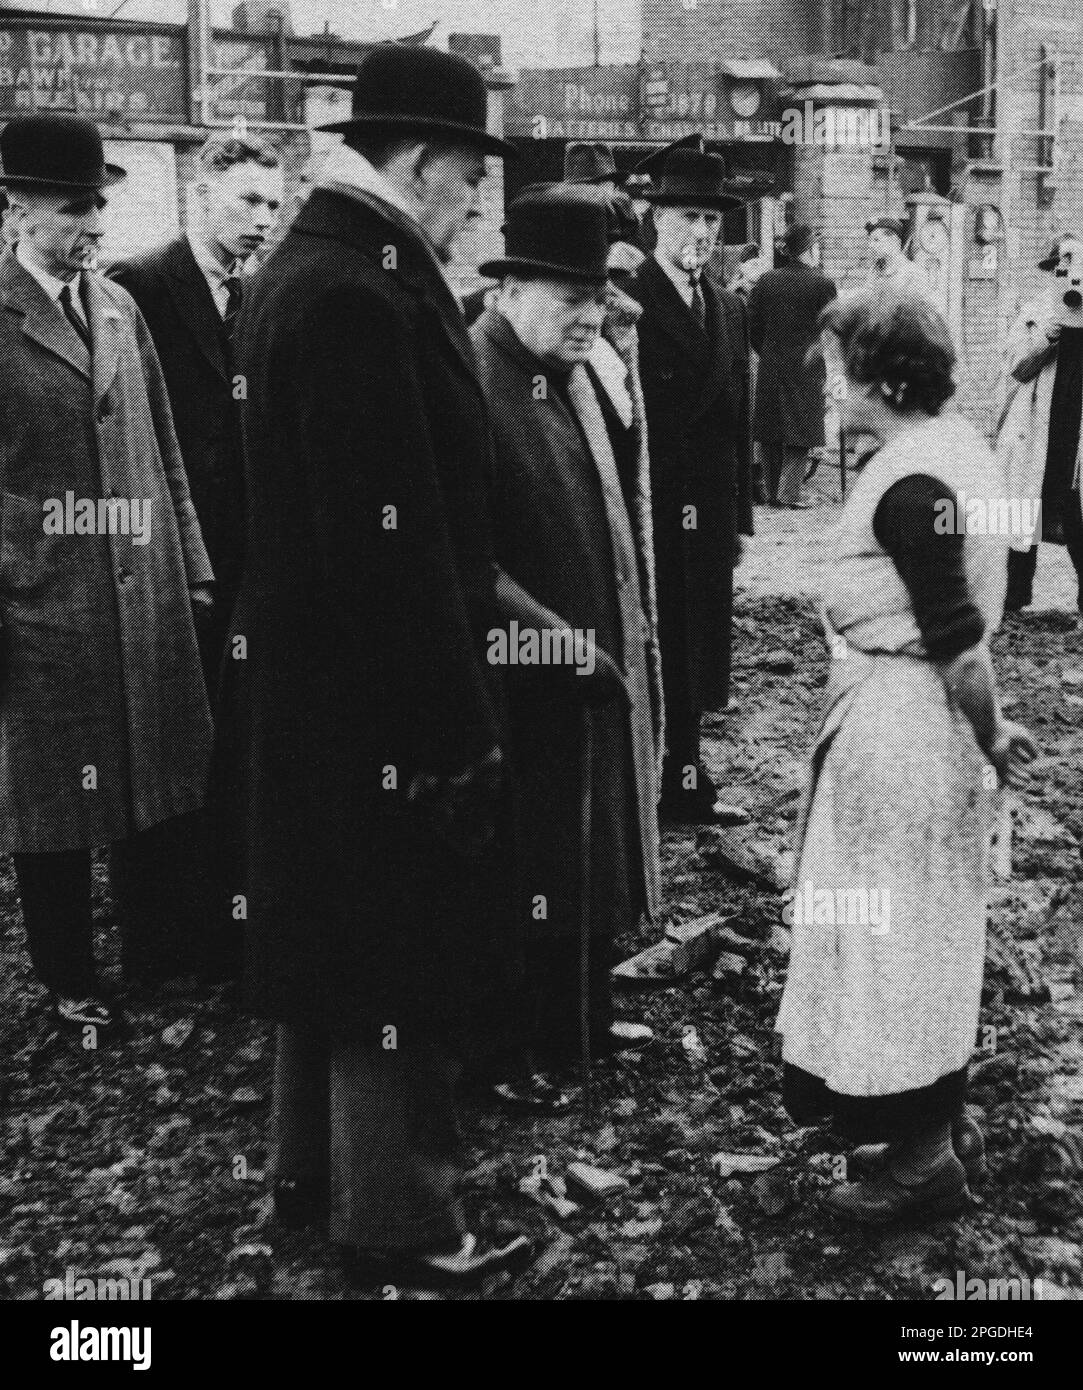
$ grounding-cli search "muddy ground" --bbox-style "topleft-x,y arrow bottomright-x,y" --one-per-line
1,575 -> 1081,1300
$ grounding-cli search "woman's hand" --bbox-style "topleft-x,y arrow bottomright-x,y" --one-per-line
986,719 -> 1039,789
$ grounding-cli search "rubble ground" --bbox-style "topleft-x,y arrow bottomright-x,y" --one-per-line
1,593 -> 1081,1301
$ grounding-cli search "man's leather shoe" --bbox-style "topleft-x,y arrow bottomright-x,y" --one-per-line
53,995 -> 115,1030
661,795 -> 750,826
492,1073 -> 572,1112
341,1232 -> 534,1289
824,1156 -> 970,1225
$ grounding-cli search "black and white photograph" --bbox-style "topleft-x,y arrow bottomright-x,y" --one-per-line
0,0 -> 1079,1357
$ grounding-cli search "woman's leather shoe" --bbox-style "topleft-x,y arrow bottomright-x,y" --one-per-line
52,995 -> 115,1031
824,1156 -> 971,1224
850,1114 -> 986,1187
491,1074 -> 572,1112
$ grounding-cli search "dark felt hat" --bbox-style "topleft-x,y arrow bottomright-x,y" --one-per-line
0,115 -> 125,190
317,45 -> 514,158
1038,233 -> 1082,271
479,186 -> 610,284
643,147 -> 743,213
564,142 -> 618,184
784,223 -> 815,259
632,133 -> 704,184
866,216 -> 907,241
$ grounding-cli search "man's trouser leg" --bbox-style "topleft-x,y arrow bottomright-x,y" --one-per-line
12,849 -> 96,998
272,1022 -> 330,1190
761,442 -> 783,504
111,813 -> 204,985
1063,491 -> 1083,613
329,1039 -> 466,1254
776,446 -> 810,506
1006,544 -> 1039,609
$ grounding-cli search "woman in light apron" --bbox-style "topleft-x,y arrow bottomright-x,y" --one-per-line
777,290 -> 1037,1223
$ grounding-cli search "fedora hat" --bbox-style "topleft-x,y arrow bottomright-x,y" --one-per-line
564,142 -> 618,185
0,115 -> 125,190
479,186 -> 609,284
643,147 -> 743,213
317,45 -> 514,158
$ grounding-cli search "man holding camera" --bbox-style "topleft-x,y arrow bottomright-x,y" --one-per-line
998,233 -> 1083,614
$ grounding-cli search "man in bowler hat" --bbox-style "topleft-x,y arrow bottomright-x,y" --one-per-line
471,188 -> 663,1106
229,44 -> 530,1286
627,144 -> 754,823
0,115 -> 214,1027
748,224 -> 837,508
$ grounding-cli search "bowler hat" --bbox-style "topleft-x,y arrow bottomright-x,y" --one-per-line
784,223 -> 815,259
564,142 -> 618,184
317,45 -> 514,158
0,115 -> 125,190
866,216 -> 907,241
643,148 -> 743,213
479,187 -> 609,284
1038,232 -> 1082,271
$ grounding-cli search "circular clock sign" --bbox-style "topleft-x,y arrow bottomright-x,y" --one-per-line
730,83 -> 762,119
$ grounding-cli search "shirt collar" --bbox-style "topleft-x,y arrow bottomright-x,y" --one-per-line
316,142 -> 421,225
15,239 -> 79,303
187,231 -> 243,286
653,248 -> 697,303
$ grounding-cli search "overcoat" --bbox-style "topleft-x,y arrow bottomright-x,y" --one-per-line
748,261 -> 837,447
996,294 -> 1083,552
627,256 -> 754,714
230,187 -> 511,1042
0,248 -> 213,854
472,307 -> 662,942
108,238 -> 245,601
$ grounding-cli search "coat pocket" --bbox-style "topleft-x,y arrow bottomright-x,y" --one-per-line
0,492 -> 62,596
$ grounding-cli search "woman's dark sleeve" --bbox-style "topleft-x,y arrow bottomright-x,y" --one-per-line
873,473 -> 985,661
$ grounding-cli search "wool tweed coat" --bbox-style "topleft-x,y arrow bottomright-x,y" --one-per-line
0,247 -> 214,854
472,307 -> 662,948
627,256 -> 754,716
748,261 -> 837,447
228,187 -> 513,1043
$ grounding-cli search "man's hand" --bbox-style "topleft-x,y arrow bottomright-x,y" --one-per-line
1046,320 -> 1062,343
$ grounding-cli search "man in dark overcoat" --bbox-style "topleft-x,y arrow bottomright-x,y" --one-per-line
109,135 -> 283,681
471,189 -> 663,1105
749,224 -> 837,508
0,116 -> 214,1028
229,46 -> 529,1287
627,147 -> 754,823
109,135 -> 283,984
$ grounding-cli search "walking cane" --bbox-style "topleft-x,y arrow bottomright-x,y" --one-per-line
578,705 -> 594,1124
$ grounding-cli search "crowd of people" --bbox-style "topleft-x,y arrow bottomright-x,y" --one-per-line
0,39 -> 1072,1289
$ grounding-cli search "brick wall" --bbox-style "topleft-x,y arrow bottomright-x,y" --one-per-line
641,0 -> 812,63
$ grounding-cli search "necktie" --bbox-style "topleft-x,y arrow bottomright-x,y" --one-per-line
689,273 -> 707,329
59,282 -> 91,353
222,275 -> 243,341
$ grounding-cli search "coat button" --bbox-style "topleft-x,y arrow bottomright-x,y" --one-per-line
97,399 -> 112,422
117,567 -> 131,583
